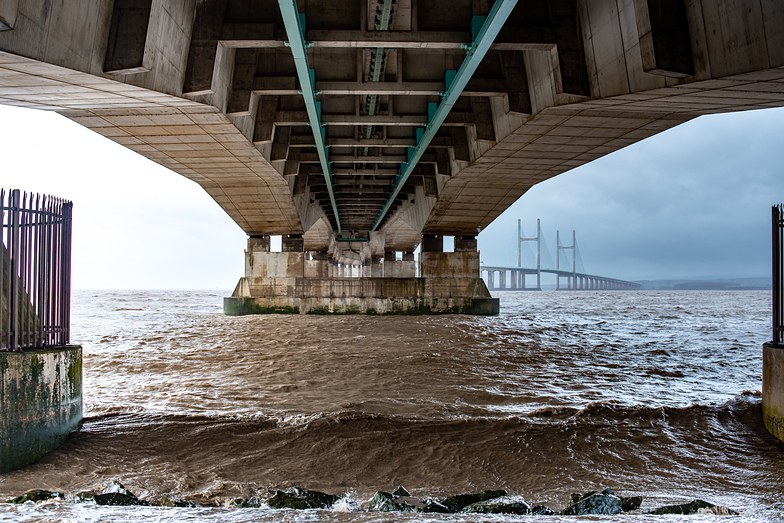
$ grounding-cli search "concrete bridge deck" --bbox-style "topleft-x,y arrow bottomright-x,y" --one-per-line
0,0 -> 782,313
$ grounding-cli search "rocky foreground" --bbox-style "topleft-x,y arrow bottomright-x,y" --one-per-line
5,482 -> 738,516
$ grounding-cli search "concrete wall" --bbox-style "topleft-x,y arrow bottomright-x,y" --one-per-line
420,252 -> 480,279
763,342 -> 784,442
246,251 -> 305,279
0,346 -> 82,473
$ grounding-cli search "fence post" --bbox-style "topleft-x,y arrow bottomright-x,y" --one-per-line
774,205 -> 783,345
9,189 -> 20,351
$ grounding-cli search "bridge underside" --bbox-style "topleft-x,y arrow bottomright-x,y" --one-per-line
1,0 -> 783,313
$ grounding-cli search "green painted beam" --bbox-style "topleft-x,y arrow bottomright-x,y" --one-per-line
371,0 -> 519,232
278,0 -> 341,232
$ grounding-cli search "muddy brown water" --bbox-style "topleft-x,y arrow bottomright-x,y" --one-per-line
0,290 -> 781,522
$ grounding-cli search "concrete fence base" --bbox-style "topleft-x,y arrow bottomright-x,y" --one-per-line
0,346 -> 82,473
763,342 -> 784,442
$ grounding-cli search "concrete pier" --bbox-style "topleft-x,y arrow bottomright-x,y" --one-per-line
0,346 -> 82,473
225,277 -> 498,315
763,343 -> 784,442
226,233 -> 498,315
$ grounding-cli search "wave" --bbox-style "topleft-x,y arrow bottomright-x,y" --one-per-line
2,393 -> 781,513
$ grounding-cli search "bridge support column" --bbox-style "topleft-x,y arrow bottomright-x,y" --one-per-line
370,256 -> 383,277
306,251 -> 330,278
383,250 -> 416,277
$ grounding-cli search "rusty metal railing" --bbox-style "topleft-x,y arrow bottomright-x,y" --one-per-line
1,189 -> 72,351
774,205 -> 784,346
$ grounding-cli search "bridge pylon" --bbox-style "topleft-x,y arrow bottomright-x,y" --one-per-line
518,218 -> 541,290
556,230 -> 576,290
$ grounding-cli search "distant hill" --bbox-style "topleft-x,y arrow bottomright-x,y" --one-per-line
635,278 -> 771,290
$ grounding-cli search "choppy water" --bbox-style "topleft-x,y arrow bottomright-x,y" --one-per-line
1,290 -> 782,522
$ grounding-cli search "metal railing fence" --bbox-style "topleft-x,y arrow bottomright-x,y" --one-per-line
774,204 -> 784,346
1,189 -> 72,351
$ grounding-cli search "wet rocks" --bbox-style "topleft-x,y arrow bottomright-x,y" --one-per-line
230,497 -> 263,508
92,480 -> 150,506
102,480 -> 133,497
435,489 -> 508,513
622,495 -> 644,512
93,492 -> 151,506
70,481 -> 150,506
367,491 -> 416,512
160,493 -> 197,507
648,499 -> 737,515
391,486 -> 410,498
3,481 -> 739,516
462,495 -> 531,514
72,492 -> 97,504
265,487 -> 340,510
5,490 -> 64,503
699,505 -> 739,515
561,488 -> 624,515
531,504 -> 558,515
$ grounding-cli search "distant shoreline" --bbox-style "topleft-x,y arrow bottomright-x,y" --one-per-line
633,278 -> 771,291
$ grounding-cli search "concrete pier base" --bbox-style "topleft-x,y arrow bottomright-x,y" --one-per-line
763,342 -> 784,442
0,346 -> 82,473
225,277 -> 499,315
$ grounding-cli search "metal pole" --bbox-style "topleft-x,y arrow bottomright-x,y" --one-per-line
517,218 -> 521,268
775,205 -> 782,344
9,189 -> 20,351
0,189 -> 5,349
63,201 -> 72,346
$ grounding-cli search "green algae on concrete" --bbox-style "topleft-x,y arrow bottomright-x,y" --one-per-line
0,346 -> 82,473
763,342 -> 784,442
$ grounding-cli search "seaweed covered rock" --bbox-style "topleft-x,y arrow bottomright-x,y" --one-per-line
561,488 -> 623,516
103,481 -> 130,495
93,492 -> 151,506
430,490 -> 507,513
6,490 -> 64,504
621,495 -> 643,512
462,495 -> 531,514
367,491 -> 416,512
266,487 -> 340,510
160,493 -> 198,507
73,492 -> 96,504
85,481 -> 150,506
230,497 -> 263,508
698,505 -> 739,515
648,499 -> 736,515
391,486 -> 410,498
421,499 -> 450,513
531,504 -> 558,515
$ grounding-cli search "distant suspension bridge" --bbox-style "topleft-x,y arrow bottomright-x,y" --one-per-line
481,219 -> 641,291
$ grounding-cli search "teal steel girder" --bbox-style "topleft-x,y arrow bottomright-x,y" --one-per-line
364,0 -> 395,144
371,0 -> 519,231
278,0 -> 342,232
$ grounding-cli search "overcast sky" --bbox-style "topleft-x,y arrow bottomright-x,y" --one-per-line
478,106 -> 784,282
2,104 -> 782,289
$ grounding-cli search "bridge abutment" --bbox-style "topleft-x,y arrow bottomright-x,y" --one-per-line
225,234 -> 499,315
